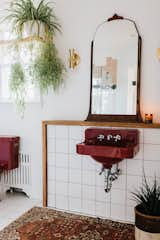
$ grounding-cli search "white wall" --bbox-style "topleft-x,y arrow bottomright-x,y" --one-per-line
0,0 -> 160,200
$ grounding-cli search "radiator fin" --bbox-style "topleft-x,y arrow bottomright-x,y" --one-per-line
0,153 -> 31,196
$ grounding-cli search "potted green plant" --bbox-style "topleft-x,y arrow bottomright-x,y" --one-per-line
3,0 -> 65,116
4,0 -> 61,39
132,175 -> 160,240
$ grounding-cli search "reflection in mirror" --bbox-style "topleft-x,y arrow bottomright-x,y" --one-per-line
87,14 -> 141,122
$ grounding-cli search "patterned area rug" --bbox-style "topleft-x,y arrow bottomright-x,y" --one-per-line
0,207 -> 135,240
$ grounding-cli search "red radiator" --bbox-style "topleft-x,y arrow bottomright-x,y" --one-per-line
0,136 -> 20,170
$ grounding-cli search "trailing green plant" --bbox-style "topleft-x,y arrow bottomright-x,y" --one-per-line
4,0 -> 61,37
9,41 -> 65,116
10,62 -> 26,116
3,0 -> 65,116
132,175 -> 160,216
31,42 -> 65,92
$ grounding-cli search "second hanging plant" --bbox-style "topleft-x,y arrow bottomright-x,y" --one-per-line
31,42 -> 65,93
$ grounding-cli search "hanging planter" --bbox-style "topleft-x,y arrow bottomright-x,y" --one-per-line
22,20 -> 46,40
4,0 -> 61,38
3,0 -> 65,116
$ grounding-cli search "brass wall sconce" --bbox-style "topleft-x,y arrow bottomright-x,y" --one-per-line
69,49 -> 80,69
157,48 -> 160,60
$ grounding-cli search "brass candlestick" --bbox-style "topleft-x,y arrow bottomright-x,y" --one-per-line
145,114 -> 153,124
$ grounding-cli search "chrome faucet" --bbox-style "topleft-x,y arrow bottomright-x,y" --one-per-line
99,164 -> 121,193
107,134 -> 113,141
97,134 -> 121,142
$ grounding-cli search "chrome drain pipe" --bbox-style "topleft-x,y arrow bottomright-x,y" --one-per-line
99,164 -> 121,192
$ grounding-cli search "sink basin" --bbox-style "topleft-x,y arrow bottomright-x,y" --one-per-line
76,128 -> 139,168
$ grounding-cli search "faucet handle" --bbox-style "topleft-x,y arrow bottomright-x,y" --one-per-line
113,134 -> 121,142
97,134 -> 105,141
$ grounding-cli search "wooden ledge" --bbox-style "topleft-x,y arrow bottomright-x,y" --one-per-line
0,36 -> 51,46
42,120 -> 160,129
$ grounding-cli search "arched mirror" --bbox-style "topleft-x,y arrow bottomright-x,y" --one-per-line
87,14 -> 142,122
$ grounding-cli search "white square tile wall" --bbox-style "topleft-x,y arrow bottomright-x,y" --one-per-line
47,126 -> 160,223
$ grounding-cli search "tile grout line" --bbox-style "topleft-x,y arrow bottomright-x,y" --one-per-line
142,129 -> 144,186
54,126 -> 57,209
67,126 -> 70,211
94,159 -> 97,217
80,126 -> 83,214
125,159 -> 128,222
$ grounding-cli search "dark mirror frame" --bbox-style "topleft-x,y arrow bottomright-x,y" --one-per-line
86,14 -> 142,122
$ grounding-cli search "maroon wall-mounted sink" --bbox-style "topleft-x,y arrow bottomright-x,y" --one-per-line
76,128 -> 139,169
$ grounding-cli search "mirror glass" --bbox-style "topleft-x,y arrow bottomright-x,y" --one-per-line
89,16 -> 141,121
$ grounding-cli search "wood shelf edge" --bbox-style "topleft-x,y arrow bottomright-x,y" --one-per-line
42,121 -> 47,207
42,120 -> 160,129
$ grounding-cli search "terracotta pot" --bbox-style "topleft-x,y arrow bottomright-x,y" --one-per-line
22,21 -> 46,40
135,205 -> 160,240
